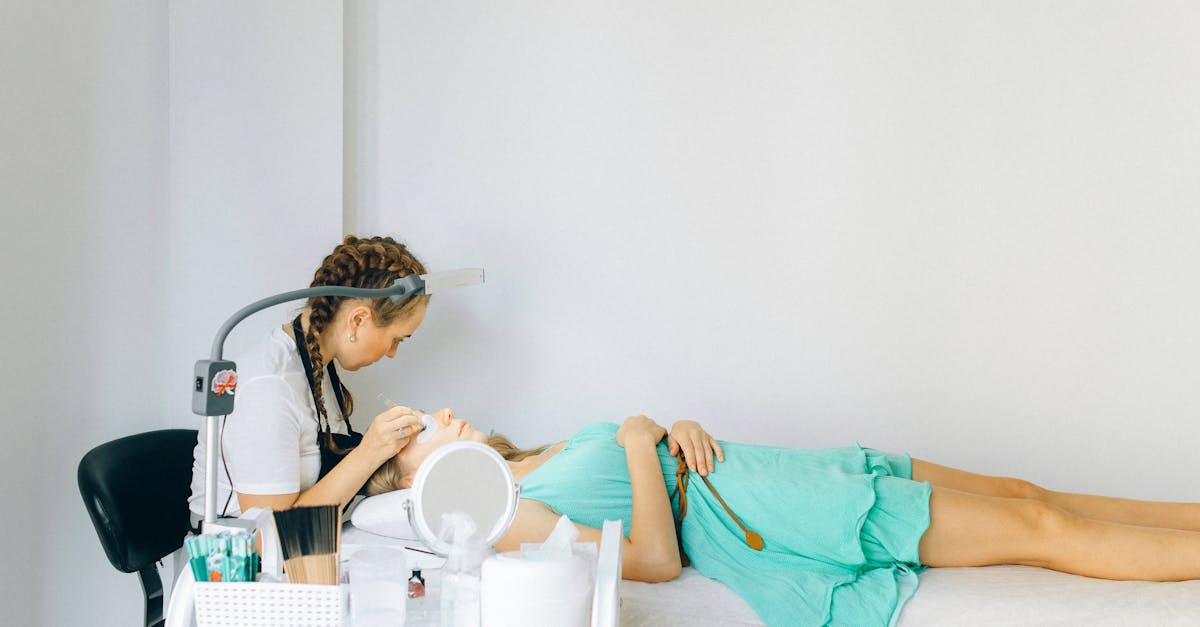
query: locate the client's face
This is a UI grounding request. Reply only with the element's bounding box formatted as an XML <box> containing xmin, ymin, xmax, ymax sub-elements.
<box><xmin>394</xmin><ymin>408</ymin><xmax>488</xmax><ymax>479</ymax></box>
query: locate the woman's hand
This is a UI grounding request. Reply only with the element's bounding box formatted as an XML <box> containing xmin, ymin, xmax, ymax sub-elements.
<box><xmin>616</xmin><ymin>415</ymin><xmax>666</xmax><ymax>449</ymax></box>
<box><xmin>359</xmin><ymin>405</ymin><xmax>423</xmax><ymax>465</ymax></box>
<box><xmin>668</xmin><ymin>420</ymin><xmax>724</xmax><ymax>476</ymax></box>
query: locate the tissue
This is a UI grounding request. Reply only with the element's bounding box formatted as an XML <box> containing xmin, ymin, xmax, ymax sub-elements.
<box><xmin>520</xmin><ymin>513</ymin><xmax>579</xmax><ymax>561</ymax></box>
<box><xmin>480</xmin><ymin>516</ymin><xmax>596</xmax><ymax>627</ymax></box>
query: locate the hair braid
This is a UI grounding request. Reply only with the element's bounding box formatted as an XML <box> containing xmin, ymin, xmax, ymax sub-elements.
<box><xmin>305</xmin><ymin>235</ymin><xmax>429</xmax><ymax>454</ymax></box>
<box><xmin>304</xmin><ymin>308</ymin><xmax>337</xmax><ymax>452</ymax></box>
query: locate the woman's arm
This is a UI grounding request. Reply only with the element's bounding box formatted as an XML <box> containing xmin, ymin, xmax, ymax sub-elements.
<box><xmin>496</xmin><ymin>415</ymin><xmax>681</xmax><ymax>583</ymax></box>
<box><xmin>236</xmin><ymin>446</ymin><xmax>385</xmax><ymax>511</ymax></box>
<box><xmin>619</xmin><ymin>415</ymin><xmax>682</xmax><ymax>581</ymax></box>
<box><xmin>237</xmin><ymin>407</ymin><xmax>422</xmax><ymax>512</ymax></box>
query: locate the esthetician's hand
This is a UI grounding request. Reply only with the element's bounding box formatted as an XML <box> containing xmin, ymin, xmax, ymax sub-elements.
<box><xmin>668</xmin><ymin>420</ymin><xmax>724</xmax><ymax>477</ymax></box>
<box><xmin>616</xmin><ymin>415</ymin><xmax>667</xmax><ymax>449</ymax></box>
<box><xmin>361</xmin><ymin>406</ymin><xmax>423</xmax><ymax>464</ymax></box>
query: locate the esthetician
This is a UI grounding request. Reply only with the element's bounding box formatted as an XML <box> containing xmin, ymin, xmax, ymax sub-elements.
<box><xmin>187</xmin><ymin>235</ymin><xmax>428</xmax><ymax>519</ymax></box>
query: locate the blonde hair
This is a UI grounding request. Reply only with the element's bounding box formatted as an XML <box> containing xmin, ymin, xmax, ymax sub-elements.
<box><xmin>365</xmin><ymin>433</ymin><xmax>550</xmax><ymax>496</ymax></box>
<box><xmin>487</xmin><ymin>433</ymin><xmax>551</xmax><ymax>463</ymax></box>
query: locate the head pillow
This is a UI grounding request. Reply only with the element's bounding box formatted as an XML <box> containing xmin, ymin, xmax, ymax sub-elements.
<box><xmin>348</xmin><ymin>489</ymin><xmax>419</xmax><ymax>540</ymax></box>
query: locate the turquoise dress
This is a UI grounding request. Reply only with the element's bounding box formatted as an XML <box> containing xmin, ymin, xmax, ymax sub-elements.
<box><xmin>518</xmin><ymin>422</ymin><xmax>931</xmax><ymax>627</ymax></box>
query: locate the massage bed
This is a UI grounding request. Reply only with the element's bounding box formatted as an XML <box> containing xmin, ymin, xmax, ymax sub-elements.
<box><xmin>343</xmin><ymin>489</ymin><xmax>1200</xmax><ymax>626</ymax></box>
<box><xmin>621</xmin><ymin>564</ymin><xmax>1200</xmax><ymax>625</ymax></box>
<box><xmin>340</xmin><ymin>521</ymin><xmax>1200</xmax><ymax>626</ymax></box>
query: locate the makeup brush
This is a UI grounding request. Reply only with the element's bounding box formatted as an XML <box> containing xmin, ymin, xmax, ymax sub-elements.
<box><xmin>272</xmin><ymin>505</ymin><xmax>341</xmax><ymax>585</ymax></box>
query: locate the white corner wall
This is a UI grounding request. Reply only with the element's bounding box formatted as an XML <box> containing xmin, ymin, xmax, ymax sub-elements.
<box><xmin>1</xmin><ymin>2</ymin><xmax>170</xmax><ymax>624</ymax></box>
<box><xmin>1</xmin><ymin>1</ymin><xmax>343</xmax><ymax>624</ymax></box>
<box><xmin>352</xmin><ymin>2</ymin><xmax>1200</xmax><ymax>501</ymax></box>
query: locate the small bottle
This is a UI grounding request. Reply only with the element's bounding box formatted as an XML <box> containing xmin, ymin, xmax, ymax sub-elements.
<box><xmin>409</xmin><ymin>570</ymin><xmax>426</xmax><ymax>598</ymax></box>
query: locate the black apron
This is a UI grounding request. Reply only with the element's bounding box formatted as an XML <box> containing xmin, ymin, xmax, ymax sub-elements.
<box><xmin>292</xmin><ymin>316</ymin><xmax>366</xmax><ymax>487</ymax></box>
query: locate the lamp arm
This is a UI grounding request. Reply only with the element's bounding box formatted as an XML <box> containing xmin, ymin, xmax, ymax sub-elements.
<box><xmin>209</xmin><ymin>275</ymin><xmax>425</xmax><ymax>360</ymax></box>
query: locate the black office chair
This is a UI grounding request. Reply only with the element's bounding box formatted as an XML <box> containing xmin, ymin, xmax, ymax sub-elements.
<box><xmin>78</xmin><ymin>429</ymin><xmax>198</xmax><ymax>627</ymax></box>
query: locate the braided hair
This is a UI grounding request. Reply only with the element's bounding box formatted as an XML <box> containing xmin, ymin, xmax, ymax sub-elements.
<box><xmin>305</xmin><ymin>235</ymin><xmax>429</xmax><ymax>452</ymax></box>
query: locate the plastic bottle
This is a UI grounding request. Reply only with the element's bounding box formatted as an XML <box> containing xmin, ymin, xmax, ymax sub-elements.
<box><xmin>439</xmin><ymin>511</ymin><xmax>484</xmax><ymax>627</ymax></box>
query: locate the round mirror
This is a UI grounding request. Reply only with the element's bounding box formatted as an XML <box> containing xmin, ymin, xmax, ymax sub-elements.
<box><xmin>404</xmin><ymin>441</ymin><xmax>520</xmax><ymax>556</ymax></box>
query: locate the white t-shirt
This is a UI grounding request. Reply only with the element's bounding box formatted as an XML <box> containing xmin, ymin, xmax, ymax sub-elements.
<box><xmin>188</xmin><ymin>325</ymin><xmax>349</xmax><ymax>517</ymax></box>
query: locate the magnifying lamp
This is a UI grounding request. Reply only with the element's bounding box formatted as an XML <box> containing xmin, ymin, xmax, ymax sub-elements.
<box><xmin>191</xmin><ymin>268</ymin><xmax>484</xmax><ymax>528</ymax></box>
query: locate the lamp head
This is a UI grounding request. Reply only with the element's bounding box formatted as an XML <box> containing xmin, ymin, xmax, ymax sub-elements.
<box><xmin>390</xmin><ymin>268</ymin><xmax>485</xmax><ymax>302</ymax></box>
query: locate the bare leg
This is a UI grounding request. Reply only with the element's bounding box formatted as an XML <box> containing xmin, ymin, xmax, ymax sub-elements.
<box><xmin>913</xmin><ymin>459</ymin><xmax>1200</xmax><ymax>531</ymax></box>
<box><xmin>919</xmin><ymin>486</ymin><xmax>1200</xmax><ymax>581</ymax></box>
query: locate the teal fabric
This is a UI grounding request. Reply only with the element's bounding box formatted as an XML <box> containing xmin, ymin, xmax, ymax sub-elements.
<box><xmin>518</xmin><ymin>422</ymin><xmax>931</xmax><ymax>627</ymax></box>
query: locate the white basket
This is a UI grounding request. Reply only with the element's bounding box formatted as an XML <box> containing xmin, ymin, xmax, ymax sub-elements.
<box><xmin>193</xmin><ymin>581</ymin><xmax>346</xmax><ymax>627</ymax></box>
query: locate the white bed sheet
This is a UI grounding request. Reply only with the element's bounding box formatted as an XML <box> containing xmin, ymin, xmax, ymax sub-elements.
<box><xmin>620</xmin><ymin>565</ymin><xmax>1200</xmax><ymax>626</ymax></box>
<box><xmin>342</xmin><ymin>521</ymin><xmax>1200</xmax><ymax>625</ymax></box>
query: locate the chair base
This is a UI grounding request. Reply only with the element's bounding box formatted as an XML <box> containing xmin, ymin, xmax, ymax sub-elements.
<box><xmin>139</xmin><ymin>564</ymin><xmax>164</xmax><ymax>627</ymax></box>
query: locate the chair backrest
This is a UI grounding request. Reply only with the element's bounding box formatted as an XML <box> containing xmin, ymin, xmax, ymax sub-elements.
<box><xmin>78</xmin><ymin>429</ymin><xmax>198</xmax><ymax>574</ymax></box>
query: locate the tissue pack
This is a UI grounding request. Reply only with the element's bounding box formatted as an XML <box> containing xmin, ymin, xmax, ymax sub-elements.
<box><xmin>479</xmin><ymin>549</ymin><xmax>596</xmax><ymax>627</ymax></box>
<box><xmin>480</xmin><ymin>515</ymin><xmax>597</xmax><ymax>627</ymax></box>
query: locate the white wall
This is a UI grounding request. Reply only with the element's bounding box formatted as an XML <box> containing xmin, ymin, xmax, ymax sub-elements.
<box><xmin>1</xmin><ymin>1</ymin><xmax>342</xmax><ymax>624</ymax></box>
<box><xmin>1</xmin><ymin>2</ymin><xmax>169</xmax><ymax>624</ymax></box>
<box><xmin>5</xmin><ymin>1</ymin><xmax>1200</xmax><ymax>623</ymax></box>
<box><xmin>351</xmin><ymin>1</ymin><xmax>1200</xmax><ymax>501</ymax></box>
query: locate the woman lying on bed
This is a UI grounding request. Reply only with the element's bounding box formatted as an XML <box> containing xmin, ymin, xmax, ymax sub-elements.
<box><xmin>365</xmin><ymin>409</ymin><xmax>1200</xmax><ymax>626</ymax></box>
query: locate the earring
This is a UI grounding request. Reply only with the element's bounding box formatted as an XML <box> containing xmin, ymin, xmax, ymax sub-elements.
<box><xmin>348</xmin><ymin>335</ymin><xmax>357</xmax><ymax>343</ymax></box>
